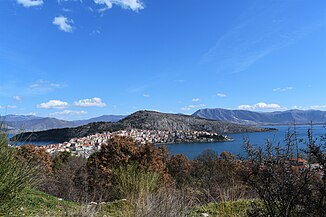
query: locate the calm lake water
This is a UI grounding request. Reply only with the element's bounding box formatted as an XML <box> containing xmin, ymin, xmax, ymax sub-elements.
<box><xmin>8</xmin><ymin>134</ymin><xmax>56</xmax><ymax>147</ymax></box>
<box><xmin>165</xmin><ymin>125</ymin><xmax>325</xmax><ymax>159</ymax></box>
<box><xmin>8</xmin><ymin>125</ymin><xmax>325</xmax><ymax>159</ymax></box>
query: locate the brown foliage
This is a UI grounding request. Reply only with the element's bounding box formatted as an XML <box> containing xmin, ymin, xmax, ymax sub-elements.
<box><xmin>17</xmin><ymin>144</ymin><xmax>52</xmax><ymax>173</ymax></box>
<box><xmin>168</xmin><ymin>154</ymin><xmax>192</xmax><ymax>189</ymax></box>
<box><xmin>87</xmin><ymin>136</ymin><xmax>138</xmax><ymax>192</ymax></box>
<box><xmin>87</xmin><ymin>136</ymin><xmax>171</xmax><ymax>201</ymax></box>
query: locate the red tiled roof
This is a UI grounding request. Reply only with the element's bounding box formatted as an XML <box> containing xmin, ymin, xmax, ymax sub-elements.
<box><xmin>289</xmin><ymin>158</ymin><xmax>307</xmax><ymax>163</ymax></box>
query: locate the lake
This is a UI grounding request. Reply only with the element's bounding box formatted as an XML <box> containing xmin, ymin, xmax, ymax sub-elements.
<box><xmin>7</xmin><ymin>134</ymin><xmax>56</xmax><ymax>147</ymax></box>
<box><xmin>165</xmin><ymin>125</ymin><xmax>325</xmax><ymax>159</ymax></box>
<box><xmin>8</xmin><ymin>125</ymin><xmax>325</xmax><ymax>159</ymax></box>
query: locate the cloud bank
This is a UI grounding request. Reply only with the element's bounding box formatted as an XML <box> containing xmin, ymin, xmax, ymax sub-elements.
<box><xmin>50</xmin><ymin>110</ymin><xmax>87</xmax><ymax>117</ymax></box>
<box><xmin>238</xmin><ymin>102</ymin><xmax>281</xmax><ymax>110</ymax></box>
<box><xmin>181</xmin><ymin>104</ymin><xmax>207</xmax><ymax>111</ymax></box>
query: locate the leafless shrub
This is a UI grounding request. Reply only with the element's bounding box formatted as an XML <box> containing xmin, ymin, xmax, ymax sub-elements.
<box><xmin>240</xmin><ymin>127</ymin><xmax>326</xmax><ymax>217</ymax></box>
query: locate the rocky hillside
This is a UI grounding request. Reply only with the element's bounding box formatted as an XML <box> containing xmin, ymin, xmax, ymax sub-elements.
<box><xmin>13</xmin><ymin>110</ymin><xmax>272</xmax><ymax>143</ymax></box>
<box><xmin>193</xmin><ymin>108</ymin><xmax>326</xmax><ymax>125</ymax></box>
<box><xmin>119</xmin><ymin>111</ymin><xmax>266</xmax><ymax>132</ymax></box>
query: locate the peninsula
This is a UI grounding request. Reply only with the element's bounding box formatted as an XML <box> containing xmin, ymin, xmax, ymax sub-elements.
<box><xmin>12</xmin><ymin>110</ymin><xmax>274</xmax><ymax>143</ymax></box>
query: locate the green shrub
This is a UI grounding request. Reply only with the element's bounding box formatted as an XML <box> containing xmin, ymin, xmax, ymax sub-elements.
<box><xmin>0</xmin><ymin>130</ymin><xmax>38</xmax><ymax>214</ymax></box>
<box><xmin>111</xmin><ymin>164</ymin><xmax>162</xmax><ymax>202</ymax></box>
<box><xmin>192</xmin><ymin>200</ymin><xmax>263</xmax><ymax>217</ymax></box>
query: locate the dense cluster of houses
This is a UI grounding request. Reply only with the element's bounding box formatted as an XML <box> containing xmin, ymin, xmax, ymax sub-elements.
<box><xmin>41</xmin><ymin>129</ymin><xmax>230</xmax><ymax>157</ymax></box>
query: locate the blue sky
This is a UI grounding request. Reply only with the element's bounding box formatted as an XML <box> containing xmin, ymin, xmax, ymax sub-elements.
<box><xmin>0</xmin><ymin>0</ymin><xmax>325</xmax><ymax>120</ymax></box>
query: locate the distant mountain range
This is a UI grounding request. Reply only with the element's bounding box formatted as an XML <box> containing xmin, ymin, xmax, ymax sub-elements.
<box><xmin>12</xmin><ymin>110</ymin><xmax>271</xmax><ymax>142</ymax></box>
<box><xmin>1</xmin><ymin>114</ymin><xmax>126</xmax><ymax>132</ymax></box>
<box><xmin>193</xmin><ymin>108</ymin><xmax>326</xmax><ymax>125</ymax></box>
<box><xmin>3</xmin><ymin>108</ymin><xmax>326</xmax><ymax>134</ymax></box>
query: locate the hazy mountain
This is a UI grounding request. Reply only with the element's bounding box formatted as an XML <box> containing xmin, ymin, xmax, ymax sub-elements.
<box><xmin>193</xmin><ymin>108</ymin><xmax>326</xmax><ymax>125</ymax></box>
<box><xmin>2</xmin><ymin>114</ymin><xmax>126</xmax><ymax>132</ymax></box>
<box><xmin>13</xmin><ymin>110</ymin><xmax>273</xmax><ymax>143</ymax></box>
<box><xmin>73</xmin><ymin>115</ymin><xmax>126</xmax><ymax>126</ymax></box>
<box><xmin>5</xmin><ymin>118</ymin><xmax>74</xmax><ymax>132</ymax></box>
<box><xmin>1</xmin><ymin>114</ymin><xmax>42</xmax><ymax>122</ymax></box>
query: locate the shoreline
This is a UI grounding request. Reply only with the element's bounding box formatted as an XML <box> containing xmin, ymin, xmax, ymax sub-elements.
<box><xmin>155</xmin><ymin>138</ymin><xmax>235</xmax><ymax>146</ymax></box>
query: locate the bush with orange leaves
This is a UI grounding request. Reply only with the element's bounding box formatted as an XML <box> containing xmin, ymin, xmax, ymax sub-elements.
<box><xmin>86</xmin><ymin>136</ymin><xmax>172</xmax><ymax>201</ymax></box>
<box><xmin>16</xmin><ymin>144</ymin><xmax>52</xmax><ymax>173</ymax></box>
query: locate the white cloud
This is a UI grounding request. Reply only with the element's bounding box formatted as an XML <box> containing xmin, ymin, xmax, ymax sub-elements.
<box><xmin>309</xmin><ymin>105</ymin><xmax>326</xmax><ymax>110</ymax></box>
<box><xmin>13</xmin><ymin>96</ymin><xmax>22</xmax><ymax>101</ymax></box>
<box><xmin>53</xmin><ymin>16</ymin><xmax>74</xmax><ymax>32</ymax></box>
<box><xmin>17</xmin><ymin>0</ymin><xmax>43</xmax><ymax>7</ymax></box>
<box><xmin>29</xmin><ymin>80</ymin><xmax>64</xmax><ymax>94</ymax></box>
<box><xmin>0</xmin><ymin>105</ymin><xmax>17</xmax><ymax>109</ymax></box>
<box><xmin>290</xmin><ymin>105</ymin><xmax>326</xmax><ymax>111</ymax></box>
<box><xmin>94</xmin><ymin>0</ymin><xmax>144</xmax><ymax>12</ymax></box>
<box><xmin>192</xmin><ymin>98</ymin><xmax>200</xmax><ymax>102</ymax></box>
<box><xmin>238</xmin><ymin>102</ymin><xmax>281</xmax><ymax>110</ymax></box>
<box><xmin>74</xmin><ymin>97</ymin><xmax>106</xmax><ymax>107</ymax></box>
<box><xmin>90</xmin><ymin>29</ymin><xmax>101</xmax><ymax>36</ymax></box>
<box><xmin>181</xmin><ymin>104</ymin><xmax>207</xmax><ymax>111</ymax></box>
<box><xmin>200</xmin><ymin>4</ymin><xmax>321</xmax><ymax>74</ymax></box>
<box><xmin>37</xmin><ymin>100</ymin><xmax>69</xmax><ymax>109</ymax></box>
<box><xmin>291</xmin><ymin>105</ymin><xmax>304</xmax><ymax>110</ymax></box>
<box><xmin>273</xmin><ymin>87</ymin><xmax>294</xmax><ymax>92</ymax></box>
<box><xmin>143</xmin><ymin>94</ymin><xmax>150</xmax><ymax>98</ymax></box>
<box><xmin>50</xmin><ymin>110</ymin><xmax>87</xmax><ymax>116</ymax></box>
<box><xmin>29</xmin><ymin>80</ymin><xmax>60</xmax><ymax>88</ymax></box>
<box><xmin>217</xmin><ymin>93</ymin><xmax>226</xmax><ymax>97</ymax></box>
<box><xmin>62</xmin><ymin>8</ymin><xmax>73</xmax><ymax>12</ymax></box>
